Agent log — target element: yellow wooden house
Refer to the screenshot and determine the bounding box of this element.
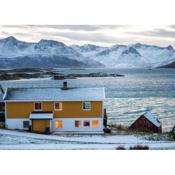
[3,82,105,134]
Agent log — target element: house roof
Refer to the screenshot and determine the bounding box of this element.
[30,112,53,120]
[4,87,105,101]
[143,112,161,127]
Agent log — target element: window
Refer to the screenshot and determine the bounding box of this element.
[82,102,91,110]
[54,102,62,111]
[92,120,99,128]
[23,121,29,128]
[34,102,42,111]
[83,120,90,127]
[75,121,81,128]
[55,120,62,128]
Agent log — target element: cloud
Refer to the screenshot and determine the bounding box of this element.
[0,25,127,44]
[1,25,175,47]
[27,25,125,32]
[169,25,175,29]
[0,31,10,36]
[1,25,124,32]
[127,28,175,38]
[36,30,121,43]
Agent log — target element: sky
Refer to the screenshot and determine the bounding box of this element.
[0,25,175,47]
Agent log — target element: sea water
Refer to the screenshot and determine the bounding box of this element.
[1,68,175,132]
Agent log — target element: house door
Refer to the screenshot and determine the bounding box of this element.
[32,120,50,133]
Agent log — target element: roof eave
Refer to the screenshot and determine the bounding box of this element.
[4,99,104,102]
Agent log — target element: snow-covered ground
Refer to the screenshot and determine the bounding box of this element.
[0,129,175,150]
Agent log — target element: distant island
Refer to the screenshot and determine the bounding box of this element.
[0,68,124,80]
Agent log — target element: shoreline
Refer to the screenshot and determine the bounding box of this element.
[0,68,125,81]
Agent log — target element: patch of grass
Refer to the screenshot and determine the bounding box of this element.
[168,132,175,141]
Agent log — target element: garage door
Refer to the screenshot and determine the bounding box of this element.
[32,120,50,133]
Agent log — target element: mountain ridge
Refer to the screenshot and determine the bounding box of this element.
[0,36,175,69]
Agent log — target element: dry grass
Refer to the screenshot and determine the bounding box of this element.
[129,145,149,150]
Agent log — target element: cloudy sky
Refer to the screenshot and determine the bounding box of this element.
[0,25,175,47]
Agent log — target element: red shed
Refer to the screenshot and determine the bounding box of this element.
[129,112,162,133]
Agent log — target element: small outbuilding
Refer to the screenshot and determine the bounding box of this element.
[129,112,162,133]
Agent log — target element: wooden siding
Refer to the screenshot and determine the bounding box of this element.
[6,102,34,118]
[129,116,161,133]
[6,101,103,118]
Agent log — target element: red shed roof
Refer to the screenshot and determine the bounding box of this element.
[143,112,161,127]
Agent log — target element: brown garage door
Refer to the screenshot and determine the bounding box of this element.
[32,120,50,133]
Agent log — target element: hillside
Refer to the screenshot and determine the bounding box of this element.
[0,36,175,69]
[159,61,175,68]
[0,36,103,69]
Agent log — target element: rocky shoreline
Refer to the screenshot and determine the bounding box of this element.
[53,72,124,80]
[0,68,125,80]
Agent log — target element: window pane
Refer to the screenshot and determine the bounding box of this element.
[55,121,62,128]
[83,121,90,127]
[83,102,91,110]
[23,121,29,128]
[55,102,62,110]
[35,102,41,110]
[92,120,99,128]
[75,121,81,127]
[55,103,60,109]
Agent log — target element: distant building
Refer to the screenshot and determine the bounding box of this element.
[129,112,162,133]
[3,82,106,134]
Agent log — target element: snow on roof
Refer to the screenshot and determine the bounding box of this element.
[143,112,161,127]
[30,113,53,120]
[4,87,105,101]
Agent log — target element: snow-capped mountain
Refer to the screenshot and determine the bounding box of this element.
[0,36,175,69]
[131,43,175,67]
[159,61,175,68]
[70,44,108,57]
[0,36,103,68]
[82,43,175,68]
[0,36,82,59]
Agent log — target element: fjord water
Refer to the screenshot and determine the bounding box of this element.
[62,68,175,132]
[1,68,175,132]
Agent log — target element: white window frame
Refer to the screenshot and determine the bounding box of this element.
[82,101,91,111]
[54,102,63,111]
[34,102,42,111]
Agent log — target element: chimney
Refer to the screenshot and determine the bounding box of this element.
[62,81,68,90]
[0,85,4,94]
